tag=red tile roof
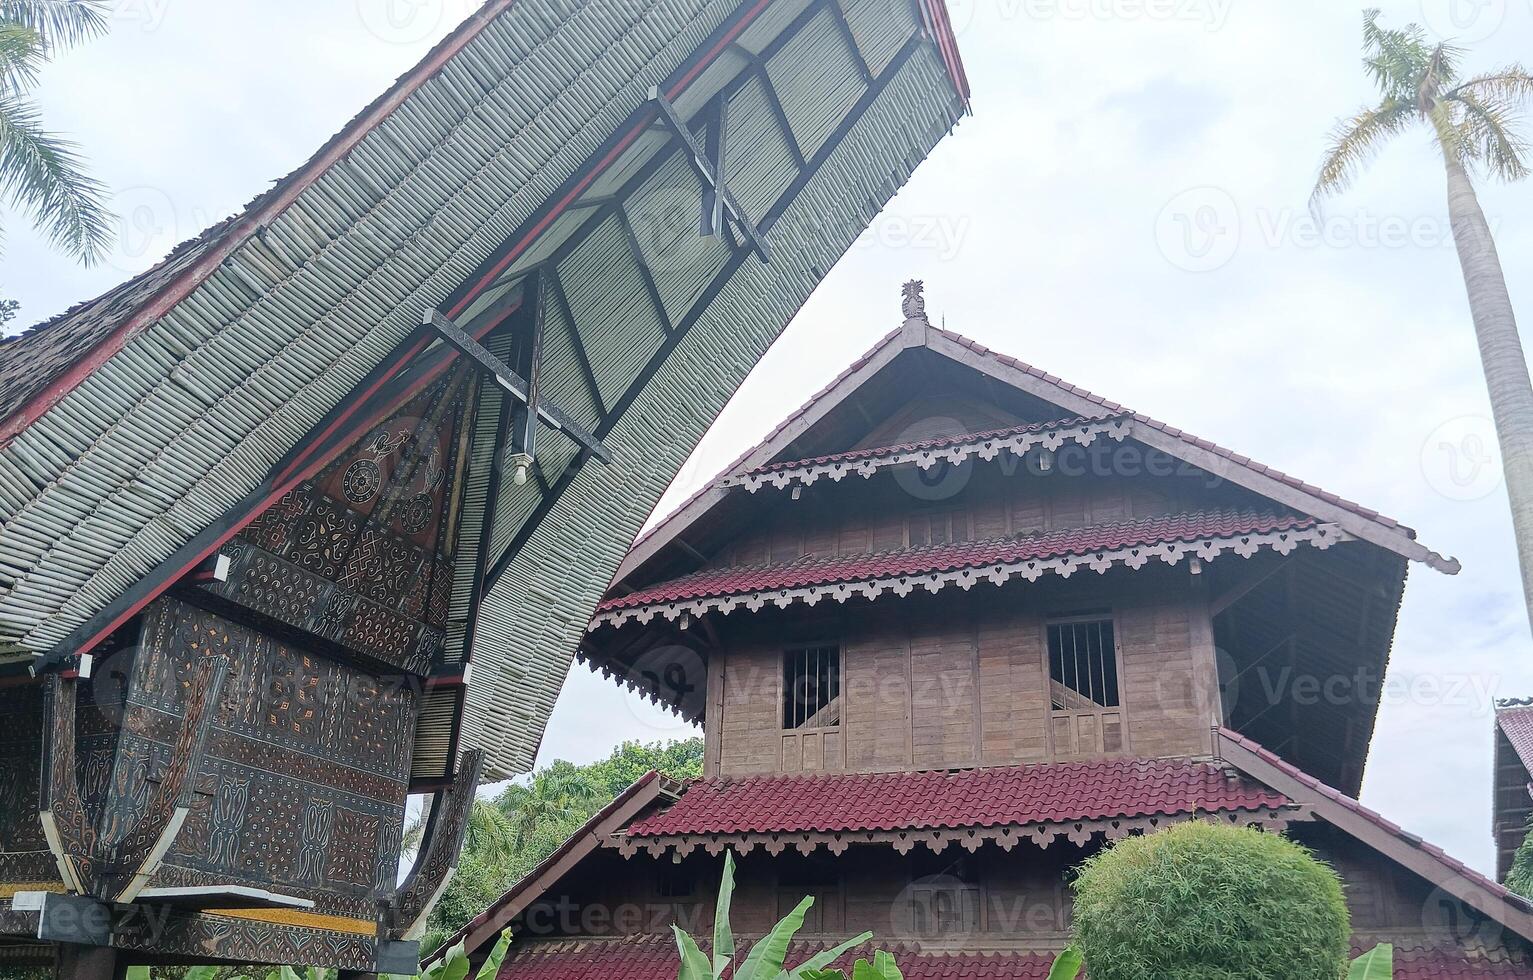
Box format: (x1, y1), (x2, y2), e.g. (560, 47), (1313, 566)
(493, 935), (1533, 979)
(1388, 949), (1533, 978)
(926, 326), (1409, 533)
(424, 771), (669, 968)
(627, 324), (1414, 567)
(1217, 727), (1533, 916)
(744, 414), (1124, 476)
(1498, 700), (1533, 773)
(623, 757), (1289, 838)
(601, 509), (1319, 613)
(496, 937), (1062, 980)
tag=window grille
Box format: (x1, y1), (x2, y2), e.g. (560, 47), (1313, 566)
(1048, 619), (1119, 710)
(783, 645), (840, 729)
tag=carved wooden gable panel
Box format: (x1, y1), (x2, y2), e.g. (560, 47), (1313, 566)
(110, 598), (421, 918)
(201, 368), (477, 676)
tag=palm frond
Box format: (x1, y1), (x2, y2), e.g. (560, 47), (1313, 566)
(1311, 99), (1414, 209)
(1449, 89), (1531, 181)
(1361, 10), (1437, 98)
(0, 23), (40, 94)
(0, 0), (106, 53)
(0, 91), (110, 263)
(1449, 66), (1533, 105)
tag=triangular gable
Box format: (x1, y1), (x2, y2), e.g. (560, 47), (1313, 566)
(426, 770), (680, 965)
(1217, 727), (1533, 945)
(0, 1), (972, 779)
(616, 285), (1456, 586)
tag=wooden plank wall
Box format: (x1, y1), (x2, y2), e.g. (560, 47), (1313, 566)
(710, 572), (1216, 777)
(519, 833), (1504, 957)
(712, 463), (1240, 574)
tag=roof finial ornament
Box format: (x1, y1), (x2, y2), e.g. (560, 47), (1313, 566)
(901, 280), (927, 322)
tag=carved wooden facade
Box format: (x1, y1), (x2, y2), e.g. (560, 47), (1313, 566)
(0, 371), (485, 973)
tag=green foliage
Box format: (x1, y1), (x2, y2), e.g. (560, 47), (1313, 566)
(1504, 821), (1533, 898)
(1314, 10), (1533, 206)
(672, 850), (893, 980)
(0, 0), (111, 263)
(1070, 822), (1351, 980)
(1045, 946), (1083, 979)
(417, 738), (703, 956)
(1347, 944), (1394, 979)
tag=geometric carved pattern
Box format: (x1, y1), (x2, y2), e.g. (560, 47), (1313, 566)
(127, 598), (420, 918)
(328, 808), (381, 890)
(387, 750), (483, 939)
(201, 368), (475, 677)
(38, 658), (228, 904)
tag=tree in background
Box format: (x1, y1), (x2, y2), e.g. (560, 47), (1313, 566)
(1064, 821), (1350, 979)
(1313, 10), (1533, 632)
(0, 0), (112, 263)
(1505, 820), (1533, 898)
(415, 737), (705, 955)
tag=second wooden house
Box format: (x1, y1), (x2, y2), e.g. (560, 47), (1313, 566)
(444, 283), (1531, 978)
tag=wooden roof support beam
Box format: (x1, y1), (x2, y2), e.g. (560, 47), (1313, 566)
(1217, 729), (1533, 944)
(650, 88), (771, 263)
(489, 29), (927, 591)
(827, 0), (874, 85)
(1210, 556), (1292, 619)
(424, 309), (612, 464)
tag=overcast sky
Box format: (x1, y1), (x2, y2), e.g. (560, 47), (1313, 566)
(6, 0), (1532, 873)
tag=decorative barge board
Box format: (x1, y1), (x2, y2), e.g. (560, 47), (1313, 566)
(451, 284), (1517, 976)
(0, 0), (969, 974)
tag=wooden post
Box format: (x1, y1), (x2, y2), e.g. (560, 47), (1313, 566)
(55, 944), (118, 980)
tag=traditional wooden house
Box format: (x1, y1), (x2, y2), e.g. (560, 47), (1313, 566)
(0, 2), (969, 975)
(445, 283), (1533, 978)
(1494, 701), (1533, 881)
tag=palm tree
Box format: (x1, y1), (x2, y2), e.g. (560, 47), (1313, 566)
(0, 0), (111, 264)
(498, 764), (601, 847)
(403, 798), (520, 869)
(1313, 10), (1533, 631)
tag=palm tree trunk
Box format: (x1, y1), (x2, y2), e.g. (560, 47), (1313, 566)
(1443, 152), (1533, 633)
